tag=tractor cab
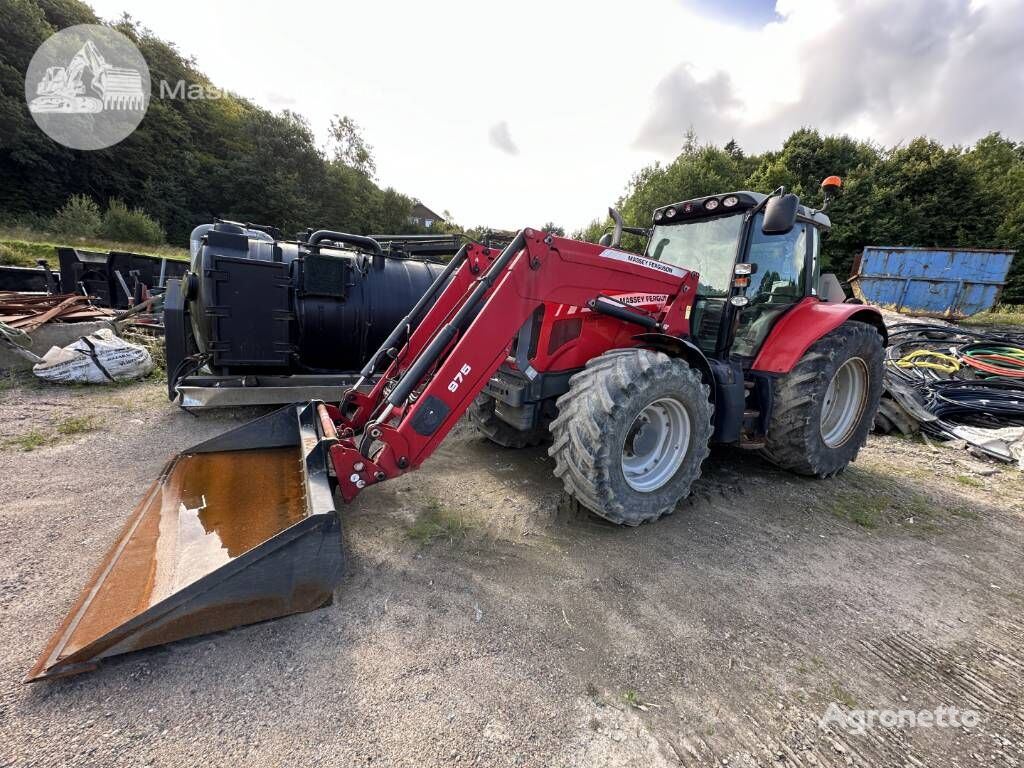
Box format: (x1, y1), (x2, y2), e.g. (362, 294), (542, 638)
(644, 190), (832, 360)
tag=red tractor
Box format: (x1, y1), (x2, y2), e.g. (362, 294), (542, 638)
(332, 180), (885, 523)
(29, 181), (886, 681)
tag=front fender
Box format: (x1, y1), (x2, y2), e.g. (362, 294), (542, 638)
(632, 332), (714, 394)
(751, 298), (887, 375)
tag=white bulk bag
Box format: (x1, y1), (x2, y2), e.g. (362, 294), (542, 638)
(33, 328), (154, 384)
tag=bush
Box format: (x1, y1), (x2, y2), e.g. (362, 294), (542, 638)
(51, 194), (102, 238)
(101, 199), (165, 245)
(0, 210), (52, 231)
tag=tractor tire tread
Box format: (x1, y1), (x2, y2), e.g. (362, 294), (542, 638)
(548, 348), (713, 526)
(761, 321), (884, 477)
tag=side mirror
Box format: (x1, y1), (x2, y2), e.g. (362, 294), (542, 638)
(762, 193), (799, 235)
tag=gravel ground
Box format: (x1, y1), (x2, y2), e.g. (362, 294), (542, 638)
(0, 377), (1022, 767)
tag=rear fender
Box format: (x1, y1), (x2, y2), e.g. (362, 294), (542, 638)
(751, 298), (887, 375)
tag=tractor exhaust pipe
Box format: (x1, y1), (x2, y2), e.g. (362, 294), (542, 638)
(608, 207), (624, 248)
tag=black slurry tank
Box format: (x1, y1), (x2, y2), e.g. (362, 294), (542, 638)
(164, 221), (452, 401)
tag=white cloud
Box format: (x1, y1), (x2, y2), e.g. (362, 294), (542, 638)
(636, 0), (1024, 153)
(85, 0), (1024, 231)
(488, 121), (518, 155)
(634, 67), (742, 154)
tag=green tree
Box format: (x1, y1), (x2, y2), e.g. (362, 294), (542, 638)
(328, 114), (376, 178)
(824, 138), (1002, 278)
(101, 199), (165, 244)
(0, 1), (430, 245)
(964, 133), (1024, 301)
(51, 194), (101, 237)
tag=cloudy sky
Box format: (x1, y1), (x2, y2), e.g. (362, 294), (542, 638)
(86, 0), (1023, 231)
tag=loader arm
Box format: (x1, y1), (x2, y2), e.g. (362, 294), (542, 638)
(27, 229), (700, 682)
(327, 229), (701, 502)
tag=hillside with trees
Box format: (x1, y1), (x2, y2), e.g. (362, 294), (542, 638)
(577, 130), (1024, 303)
(2, 1), (1021, 302)
(0, 0), (419, 244)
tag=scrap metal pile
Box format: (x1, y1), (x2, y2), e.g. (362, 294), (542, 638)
(877, 321), (1024, 466)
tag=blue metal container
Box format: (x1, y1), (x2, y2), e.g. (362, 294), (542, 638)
(849, 246), (1016, 318)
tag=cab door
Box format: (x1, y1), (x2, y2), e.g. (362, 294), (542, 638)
(729, 217), (818, 358)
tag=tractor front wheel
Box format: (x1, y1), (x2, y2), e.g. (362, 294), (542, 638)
(761, 321), (884, 477)
(548, 349), (713, 526)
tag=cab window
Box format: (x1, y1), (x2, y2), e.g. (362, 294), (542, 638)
(731, 216), (811, 357)
(645, 214), (745, 355)
(743, 217), (807, 304)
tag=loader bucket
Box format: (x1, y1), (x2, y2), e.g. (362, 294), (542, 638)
(26, 402), (342, 682)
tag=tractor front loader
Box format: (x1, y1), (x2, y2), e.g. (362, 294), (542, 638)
(28, 182), (886, 681)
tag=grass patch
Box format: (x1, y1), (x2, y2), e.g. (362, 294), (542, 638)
(0, 372), (22, 392)
(619, 689), (659, 712)
(826, 470), (951, 530)
(55, 415), (97, 435)
(958, 304), (1024, 327)
(0, 227), (188, 269)
(830, 682), (858, 709)
(3, 415), (102, 451)
(405, 500), (469, 544)
(6, 429), (50, 452)
(827, 474), (983, 533)
(950, 505), (980, 520)
(954, 474), (984, 488)
(829, 489), (887, 528)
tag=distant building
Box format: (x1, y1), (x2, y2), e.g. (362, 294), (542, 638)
(410, 202), (445, 229)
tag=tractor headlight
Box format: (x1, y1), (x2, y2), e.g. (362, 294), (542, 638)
(722, 195), (739, 208)
(704, 198), (720, 211)
(654, 210), (664, 222)
(666, 207), (676, 218)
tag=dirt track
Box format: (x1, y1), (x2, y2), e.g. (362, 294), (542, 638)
(1, 378), (1022, 767)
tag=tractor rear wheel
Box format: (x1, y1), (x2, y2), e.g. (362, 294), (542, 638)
(469, 393), (548, 448)
(761, 322), (883, 477)
(548, 348), (713, 526)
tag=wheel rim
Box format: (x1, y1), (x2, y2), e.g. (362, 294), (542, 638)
(819, 357), (869, 448)
(621, 397), (691, 492)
